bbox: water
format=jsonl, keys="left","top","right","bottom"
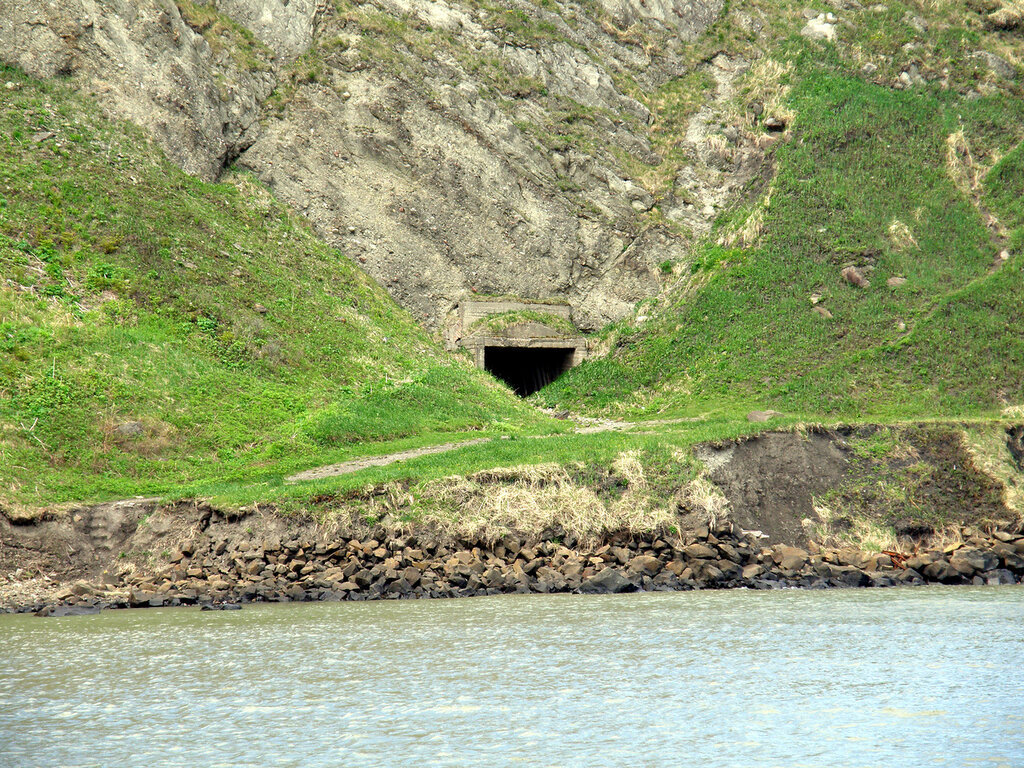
{"left": 1, "top": 586, "right": 1022, "bottom": 767}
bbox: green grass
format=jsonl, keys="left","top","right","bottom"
{"left": 985, "top": 141, "right": 1024, "bottom": 251}
{"left": 174, "top": 0, "right": 273, "bottom": 72}
{"left": 815, "top": 424, "right": 1010, "bottom": 537}
{"left": 196, "top": 415, "right": 774, "bottom": 511}
{"left": 0, "top": 66, "right": 554, "bottom": 508}
{"left": 542, "top": 44, "right": 1024, "bottom": 420}
{"left": 469, "top": 310, "right": 578, "bottom": 336}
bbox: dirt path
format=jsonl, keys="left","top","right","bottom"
{"left": 285, "top": 438, "right": 493, "bottom": 483}
{"left": 284, "top": 416, "right": 704, "bottom": 483}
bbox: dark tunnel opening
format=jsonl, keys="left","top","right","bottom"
{"left": 484, "top": 346, "right": 575, "bottom": 397}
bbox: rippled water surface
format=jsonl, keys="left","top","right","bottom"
{"left": 1, "top": 586, "right": 1022, "bottom": 767}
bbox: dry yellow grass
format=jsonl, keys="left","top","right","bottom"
{"left": 387, "top": 455, "right": 680, "bottom": 543}
{"left": 737, "top": 58, "right": 794, "bottom": 129}
{"left": 988, "top": 0, "right": 1024, "bottom": 29}
{"left": 964, "top": 425, "right": 1024, "bottom": 518}
{"left": 812, "top": 502, "right": 899, "bottom": 551}
{"left": 888, "top": 219, "right": 919, "bottom": 250}
{"left": 720, "top": 182, "right": 774, "bottom": 249}
{"left": 946, "top": 129, "right": 982, "bottom": 196}
{"left": 676, "top": 475, "right": 730, "bottom": 529}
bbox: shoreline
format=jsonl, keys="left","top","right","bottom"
{"left": 8, "top": 521, "right": 1023, "bottom": 616}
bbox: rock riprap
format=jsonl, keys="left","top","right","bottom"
{"left": 10, "top": 524, "right": 1023, "bottom": 615}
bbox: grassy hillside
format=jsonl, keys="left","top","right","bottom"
{"left": 542, "top": 16, "right": 1024, "bottom": 420}
{"left": 3, "top": 0, "right": 1023, "bottom": 520}
{"left": 0, "top": 65, "right": 555, "bottom": 508}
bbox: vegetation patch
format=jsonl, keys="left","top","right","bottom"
{"left": 544, "top": 48, "right": 1024, "bottom": 420}
{"left": 812, "top": 425, "right": 1013, "bottom": 548}
{"left": 174, "top": 0, "right": 273, "bottom": 72}
{"left": 469, "top": 310, "right": 578, "bottom": 336}
{"left": 0, "top": 66, "right": 549, "bottom": 508}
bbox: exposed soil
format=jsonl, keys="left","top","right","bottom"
{"left": 695, "top": 424, "right": 1022, "bottom": 546}
{"left": 1007, "top": 425, "right": 1024, "bottom": 470}
{"left": 696, "top": 429, "right": 851, "bottom": 545}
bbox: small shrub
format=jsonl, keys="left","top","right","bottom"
{"left": 86, "top": 262, "right": 132, "bottom": 292}
{"left": 102, "top": 298, "right": 137, "bottom": 326}
{"left": 196, "top": 316, "right": 218, "bottom": 334}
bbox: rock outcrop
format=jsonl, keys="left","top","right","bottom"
{"left": 0, "top": 0, "right": 769, "bottom": 330}
{"left": 0, "top": 0, "right": 276, "bottom": 179}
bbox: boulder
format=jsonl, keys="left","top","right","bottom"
{"left": 862, "top": 554, "right": 893, "bottom": 571}
{"left": 684, "top": 544, "right": 718, "bottom": 559}
{"left": 984, "top": 569, "right": 1017, "bottom": 585}
{"left": 950, "top": 548, "right": 999, "bottom": 574}
{"left": 904, "top": 554, "right": 935, "bottom": 572}
{"left": 129, "top": 589, "right": 157, "bottom": 607}
{"left": 923, "top": 560, "right": 962, "bottom": 584}
{"left": 627, "top": 555, "right": 663, "bottom": 575}
{"left": 717, "top": 560, "right": 742, "bottom": 580}
{"left": 831, "top": 568, "right": 870, "bottom": 588}
{"left": 402, "top": 566, "right": 422, "bottom": 587}
{"left": 896, "top": 568, "right": 925, "bottom": 585}
{"left": 742, "top": 563, "right": 765, "bottom": 579}
{"left": 779, "top": 554, "right": 807, "bottom": 573}
{"left": 716, "top": 542, "right": 742, "bottom": 563}
{"left": 973, "top": 50, "right": 1016, "bottom": 79}
{"left": 772, "top": 545, "right": 808, "bottom": 562}
{"left": 813, "top": 562, "right": 838, "bottom": 579}
{"left": 840, "top": 265, "right": 870, "bottom": 288}
{"left": 70, "top": 580, "right": 97, "bottom": 596}
{"left": 36, "top": 603, "right": 102, "bottom": 617}
{"left": 560, "top": 562, "right": 584, "bottom": 580}
{"left": 697, "top": 562, "right": 725, "bottom": 584}
{"left": 581, "top": 568, "right": 636, "bottom": 594}
{"left": 386, "top": 579, "right": 411, "bottom": 595}
{"left": 607, "top": 546, "right": 631, "bottom": 564}
{"left": 1002, "top": 552, "right": 1024, "bottom": 573}
{"left": 801, "top": 14, "right": 836, "bottom": 40}
{"left": 536, "top": 567, "right": 568, "bottom": 593}
{"left": 665, "top": 560, "right": 687, "bottom": 577}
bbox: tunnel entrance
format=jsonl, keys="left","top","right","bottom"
{"left": 484, "top": 346, "right": 575, "bottom": 396}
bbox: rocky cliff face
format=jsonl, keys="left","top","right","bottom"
{"left": 0, "top": 0, "right": 281, "bottom": 179}
{"left": 1, "top": 0, "right": 767, "bottom": 329}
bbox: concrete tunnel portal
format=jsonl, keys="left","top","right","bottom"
{"left": 483, "top": 346, "right": 576, "bottom": 397}
{"left": 450, "top": 299, "right": 590, "bottom": 397}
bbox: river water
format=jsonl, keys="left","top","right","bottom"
{"left": 1, "top": 586, "right": 1021, "bottom": 767}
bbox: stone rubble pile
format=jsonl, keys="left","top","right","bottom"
{"left": 15, "top": 523, "right": 1024, "bottom": 614}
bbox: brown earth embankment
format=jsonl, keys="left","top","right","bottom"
{"left": 3, "top": 423, "right": 1022, "bottom": 614}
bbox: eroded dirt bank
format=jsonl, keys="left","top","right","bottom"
{"left": 2, "top": 424, "right": 1022, "bottom": 613}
